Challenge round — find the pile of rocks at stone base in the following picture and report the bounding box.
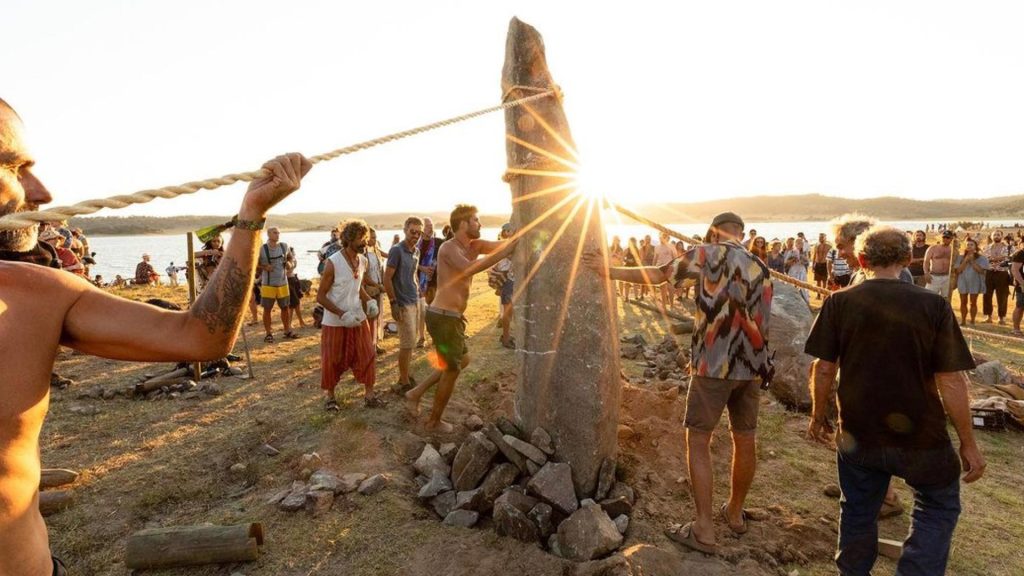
[413,418,636,562]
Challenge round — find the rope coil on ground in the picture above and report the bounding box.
[0,89,559,231]
[610,203,1024,346]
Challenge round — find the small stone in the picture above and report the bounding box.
[530,427,555,456]
[548,534,563,557]
[450,431,497,491]
[454,488,488,512]
[493,500,539,543]
[613,514,629,534]
[305,489,334,516]
[599,496,632,518]
[504,435,547,465]
[558,505,624,561]
[229,463,248,475]
[607,482,635,505]
[298,468,314,481]
[298,453,323,473]
[526,460,541,476]
[259,444,280,457]
[182,380,197,391]
[594,458,616,501]
[102,388,118,400]
[494,488,538,515]
[494,416,521,439]
[477,463,520,509]
[279,489,307,512]
[527,462,578,516]
[168,392,180,399]
[431,490,457,518]
[308,471,341,494]
[339,473,368,493]
[463,414,484,431]
[181,391,201,400]
[439,443,458,464]
[414,475,430,489]
[482,424,529,473]
[225,366,244,376]
[878,538,903,560]
[203,383,223,396]
[528,502,554,539]
[616,425,635,442]
[418,470,454,499]
[442,509,480,528]
[414,444,451,478]
[580,498,596,507]
[266,487,291,505]
[824,484,842,499]
[357,474,388,495]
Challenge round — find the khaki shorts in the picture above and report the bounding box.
[397,303,419,349]
[684,375,760,432]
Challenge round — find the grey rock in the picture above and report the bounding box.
[620,344,644,360]
[225,366,244,376]
[339,473,367,493]
[527,460,542,476]
[203,382,223,396]
[557,504,624,561]
[298,453,323,473]
[482,424,528,473]
[442,509,479,528]
[548,534,563,557]
[181,391,201,400]
[414,475,430,489]
[463,414,485,431]
[308,471,341,494]
[530,427,554,456]
[414,444,451,478]
[613,514,629,534]
[305,489,334,516]
[439,443,458,464]
[357,474,388,495]
[394,431,427,461]
[102,388,118,400]
[528,502,554,539]
[182,380,198,391]
[68,404,102,416]
[478,463,520,509]
[580,498,596,507]
[504,434,547,465]
[527,462,578,515]
[266,487,291,505]
[279,488,307,512]
[599,496,632,518]
[418,470,453,499]
[229,463,248,475]
[595,458,616,501]
[450,431,497,491]
[431,490,457,518]
[493,500,539,543]
[495,416,522,439]
[494,488,538,515]
[973,360,1012,386]
[454,488,488,512]
[767,282,815,409]
[258,444,280,457]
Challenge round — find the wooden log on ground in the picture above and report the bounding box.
[39,490,73,516]
[125,523,264,569]
[40,469,79,489]
[504,17,620,497]
[134,368,190,394]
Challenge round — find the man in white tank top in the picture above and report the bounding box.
[316,220,383,409]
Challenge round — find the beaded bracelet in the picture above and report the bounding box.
[232,215,266,231]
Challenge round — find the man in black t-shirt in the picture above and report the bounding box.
[804,226,985,576]
[1010,245,1024,336]
[908,229,929,287]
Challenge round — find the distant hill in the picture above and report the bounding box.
[70,194,1024,235]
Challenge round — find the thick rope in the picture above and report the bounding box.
[610,203,1024,346]
[0,88,559,231]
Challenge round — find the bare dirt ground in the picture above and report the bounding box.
[44,277,1024,575]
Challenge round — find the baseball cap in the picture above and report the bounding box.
[941,230,955,239]
[710,212,745,229]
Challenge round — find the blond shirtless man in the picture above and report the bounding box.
[0,97,311,576]
[404,204,516,432]
[924,230,955,296]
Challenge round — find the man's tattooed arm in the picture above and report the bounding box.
[190,255,251,334]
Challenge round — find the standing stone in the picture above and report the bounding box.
[504,435,548,465]
[504,18,620,496]
[442,509,480,528]
[557,504,625,562]
[527,462,578,515]
[494,501,540,543]
[450,432,498,491]
[767,282,815,409]
[594,458,616,501]
[414,444,451,478]
[482,424,529,473]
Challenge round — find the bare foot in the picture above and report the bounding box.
[424,420,454,433]
[404,390,421,418]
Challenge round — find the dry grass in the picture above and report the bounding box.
[43,277,1024,575]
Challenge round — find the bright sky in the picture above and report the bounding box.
[7,1,1024,217]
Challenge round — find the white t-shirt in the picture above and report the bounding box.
[322,251,368,328]
[654,242,675,267]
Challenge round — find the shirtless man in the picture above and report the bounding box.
[812,232,831,298]
[924,230,955,297]
[404,204,516,432]
[0,97,311,576]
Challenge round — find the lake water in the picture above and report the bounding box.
[84,219,1018,283]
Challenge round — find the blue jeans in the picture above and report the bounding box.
[836,441,961,576]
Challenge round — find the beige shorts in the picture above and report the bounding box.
[684,375,760,432]
[397,303,419,349]
[926,274,950,296]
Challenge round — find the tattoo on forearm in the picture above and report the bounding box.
[191,256,249,334]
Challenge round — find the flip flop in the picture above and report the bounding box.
[264,334,274,343]
[364,396,388,408]
[324,399,341,412]
[665,522,716,554]
[283,331,300,340]
[720,503,749,535]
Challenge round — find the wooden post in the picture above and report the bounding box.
[947,237,960,302]
[40,469,79,489]
[503,17,621,497]
[39,490,73,516]
[125,523,264,569]
[186,233,202,381]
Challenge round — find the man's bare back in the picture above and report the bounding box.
[429,238,485,315]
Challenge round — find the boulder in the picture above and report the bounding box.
[414,444,451,478]
[442,509,480,528]
[278,482,308,512]
[431,490,457,518]
[530,427,555,456]
[298,453,323,473]
[766,282,815,409]
[308,471,341,494]
[493,500,539,543]
[482,424,529,473]
[557,503,624,562]
[463,414,485,431]
[527,462,578,516]
[339,473,367,494]
[478,463,520,509]
[594,458,616,501]
[305,490,334,516]
[504,435,547,465]
[450,432,497,491]
[418,470,454,499]
[357,474,388,495]
[973,361,1012,386]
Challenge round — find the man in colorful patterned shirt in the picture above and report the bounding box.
[584,211,773,553]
